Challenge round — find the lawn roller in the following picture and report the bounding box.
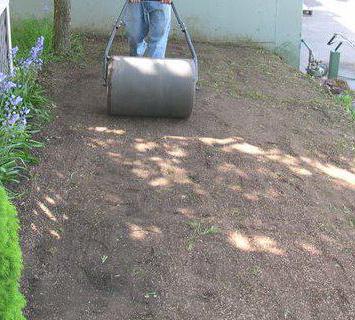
[301,39,328,78]
[103,0,198,119]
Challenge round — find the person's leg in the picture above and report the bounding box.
[125,2,149,57]
[145,1,171,58]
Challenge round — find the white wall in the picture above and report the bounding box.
[10,0,303,67]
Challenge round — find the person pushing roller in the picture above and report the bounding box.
[126,0,172,59]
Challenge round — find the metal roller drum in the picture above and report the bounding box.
[107,56,196,118]
[103,1,198,119]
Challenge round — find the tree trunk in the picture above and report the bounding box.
[53,0,71,54]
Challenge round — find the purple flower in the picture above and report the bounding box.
[36,36,45,50]
[22,107,30,115]
[22,58,32,69]
[2,80,16,91]
[30,37,44,58]
[9,95,23,106]
[12,46,19,59]
[0,37,46,131]
[0,72,17,94]
[17,36,45,70]
[8,113,20,126]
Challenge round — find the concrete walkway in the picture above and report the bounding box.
[301,0,355,89]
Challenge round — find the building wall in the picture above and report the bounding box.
[10,0,302,67]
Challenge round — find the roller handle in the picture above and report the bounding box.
[171,2,198,73]
[103,0,198,85]
[335,42,343,52]
[327,34,336,46]
[301,39,315,64]
[103,0,128,85]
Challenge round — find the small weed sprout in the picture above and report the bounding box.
[186,220,219,251]
[101,255,108,264]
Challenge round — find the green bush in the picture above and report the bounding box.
[0,185,26,320]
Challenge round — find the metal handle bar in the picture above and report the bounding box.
[103,0,198,85]
[327,33,355,51]
[171,2,198,78]
[327,35,336,46]
[103,0,128,84]
[301,39,315,63]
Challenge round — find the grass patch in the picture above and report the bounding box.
[336,91,355,120]
[0,185,26,320]
[12,18,54,61]
[12,18,84,63]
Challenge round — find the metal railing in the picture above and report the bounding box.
[0,0,13,74]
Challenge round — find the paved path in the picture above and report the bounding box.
[301,0,355,89]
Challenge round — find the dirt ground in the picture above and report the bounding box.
[16,37,355,320]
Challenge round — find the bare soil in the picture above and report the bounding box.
[17,37,355,320]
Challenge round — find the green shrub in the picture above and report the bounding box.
[0,185,26,320]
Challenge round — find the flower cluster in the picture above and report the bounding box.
[1,94,29,128]
[20,36,44,69]
[0,36,45,130]
[0,72,26,128]
[0,73,16,93]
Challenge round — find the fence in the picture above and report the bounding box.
[0,0,12,74]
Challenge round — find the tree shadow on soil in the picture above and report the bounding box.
[18,39,355,320]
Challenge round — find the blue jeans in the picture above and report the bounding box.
[125,1,171,58]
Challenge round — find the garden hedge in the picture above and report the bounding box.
[0,185,26,320]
